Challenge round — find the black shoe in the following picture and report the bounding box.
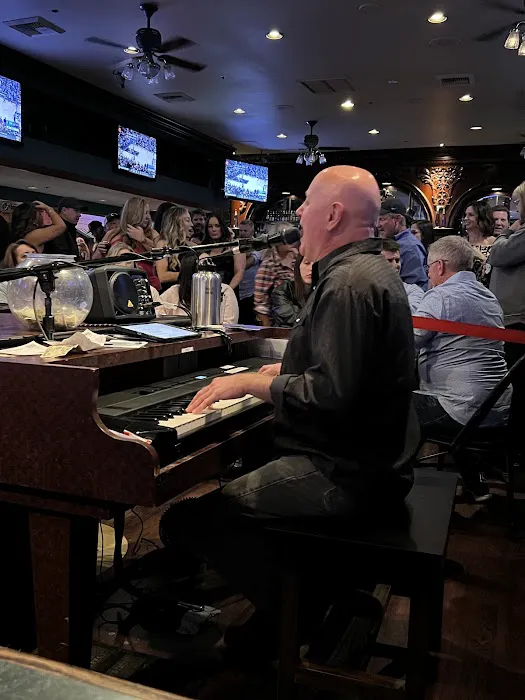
[463,475,491,503]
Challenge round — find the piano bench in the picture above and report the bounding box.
[265,471,457,700]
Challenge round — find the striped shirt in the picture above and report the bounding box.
[254,249,297,317]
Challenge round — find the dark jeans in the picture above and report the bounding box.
[413,392,480,483]
[238,295,257,325]
[161,456,361,615]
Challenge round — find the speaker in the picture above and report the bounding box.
[86,267,157,323]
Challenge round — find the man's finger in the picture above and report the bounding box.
[187,386,216,413]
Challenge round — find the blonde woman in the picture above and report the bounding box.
[95,197,162,289]
[156,206,194,290]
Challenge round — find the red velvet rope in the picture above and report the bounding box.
[412,316,525,345]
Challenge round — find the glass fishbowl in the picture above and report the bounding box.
[7,254,93,331]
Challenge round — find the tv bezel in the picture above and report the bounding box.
[115,125,157,181]
[224,158,269,204]
[0,73,23,148]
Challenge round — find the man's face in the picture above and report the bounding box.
[381,249,401,272]
[192,214,205,234]
[427,258,445,288]
[493,211,509,234]
[61,206,81,225]
[238,222,254,239]
[377,214,398,239]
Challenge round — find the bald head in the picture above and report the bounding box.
[297,166,380,262]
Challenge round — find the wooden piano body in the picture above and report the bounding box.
[0,314,288,667]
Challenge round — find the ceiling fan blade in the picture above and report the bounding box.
[474,25,512,41]
[85,36,128,50]
[158,36,195,53]
[159,54,207,72]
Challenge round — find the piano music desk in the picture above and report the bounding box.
[0,314,288,668]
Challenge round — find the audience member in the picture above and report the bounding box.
[0,239,37,304]
[157,252,238,323]
[190,209,207,243]
[254,225,298,326]
[492,206,510,236]
[414,236,511,502]
[156,206,194,290]
[94,213,120,257]
[97,197,162,289]
[463,200,495,285]
[380,239,424,313]
[270,254,312,327]
[88,220,105,243]
[378,198,428,289]
[201,214,246,291]
[160,166,417,664]
[153,202,175,233]
[51,197,89,257]
[237,218,261,324]
[12,201,66,253]
[410,219,434,249]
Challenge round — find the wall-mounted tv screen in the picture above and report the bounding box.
[0,76,22,144]
[224,159,268,203]
[117,126,156,179]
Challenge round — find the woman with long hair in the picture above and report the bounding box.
[463,200,496,285]
[153,202,175,233]
[201,213,246,291]
[0,239,37,304]
[271,254,313,327]
[157,252,239,323]
[411,219,434,250]
[96,196,162,289]
[156,206,194,290]
[10,201,66,251]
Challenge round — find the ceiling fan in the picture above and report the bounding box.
[85,2,206,83]
[474,0,525,42]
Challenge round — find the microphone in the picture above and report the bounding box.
[239,227,301,252]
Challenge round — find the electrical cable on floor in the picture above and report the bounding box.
[131,508,144,556]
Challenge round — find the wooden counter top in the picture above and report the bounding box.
[0,314,289,369]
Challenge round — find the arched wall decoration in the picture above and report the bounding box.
[417,166,463,225]
[394,177,433,222]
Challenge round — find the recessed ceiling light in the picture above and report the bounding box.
[233,108,246,114]
[27,186,38,190]
[277,133,287,138]
[124,46,140,54]
[388,79,398,85]
[99,199,106,202]
[428,10,447,24]
[439,142,445,147]
[341,99,355,110]
[459,94,473,102]
[266,29,283,40]
[470,125,483,130]
[382,182,392,186]
[492,187,503,191]
[369,129,380,135]
[282,191,291,195]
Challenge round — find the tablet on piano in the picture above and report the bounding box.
[118,323,201,343]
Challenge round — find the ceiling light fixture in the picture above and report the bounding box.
[341,99,355,110]
[266,29,283,40]
[99,199,107,202]
[233,108,246,114]
[504,25,522,50]
[440,142,445,147]
[296,120,327,166]
[459,93,473,102]
[492,187,503,191]
[519,39,525,56]
[27,186,38,190]
[369,128,380,135]
[470,125,483,130]
[428,10,447,24]
[282,191,291,195]
[277,133,288,139]
[124,46,140,54]
[382,182,392,186]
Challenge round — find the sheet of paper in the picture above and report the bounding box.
[65,329,106,351]
[0,341,47,356]
[104,339,148,349]
[41,345,78,359]
[224,366,249,375]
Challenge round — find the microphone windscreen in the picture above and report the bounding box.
[282,227,301,245]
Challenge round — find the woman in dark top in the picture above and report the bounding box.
[201,214,246,290]
[271,254,313,327]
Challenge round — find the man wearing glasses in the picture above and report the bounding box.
[413,235,511,503]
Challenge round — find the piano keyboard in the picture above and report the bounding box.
[97,357,269,441]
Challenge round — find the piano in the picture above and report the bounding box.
[0,314,288,668]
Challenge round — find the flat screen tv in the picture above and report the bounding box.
[0,75,22,144]
[224,159,268,203]
[117,126,156,179]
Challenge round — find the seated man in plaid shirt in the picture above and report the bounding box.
[254,226,298,326]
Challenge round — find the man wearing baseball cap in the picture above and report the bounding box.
[44,197,87,257]
[378,198,428,289]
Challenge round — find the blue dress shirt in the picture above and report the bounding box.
[395,229,428,289]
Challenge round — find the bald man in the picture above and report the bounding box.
[161,167,418,655]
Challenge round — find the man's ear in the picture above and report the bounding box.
[327,202,344,231]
